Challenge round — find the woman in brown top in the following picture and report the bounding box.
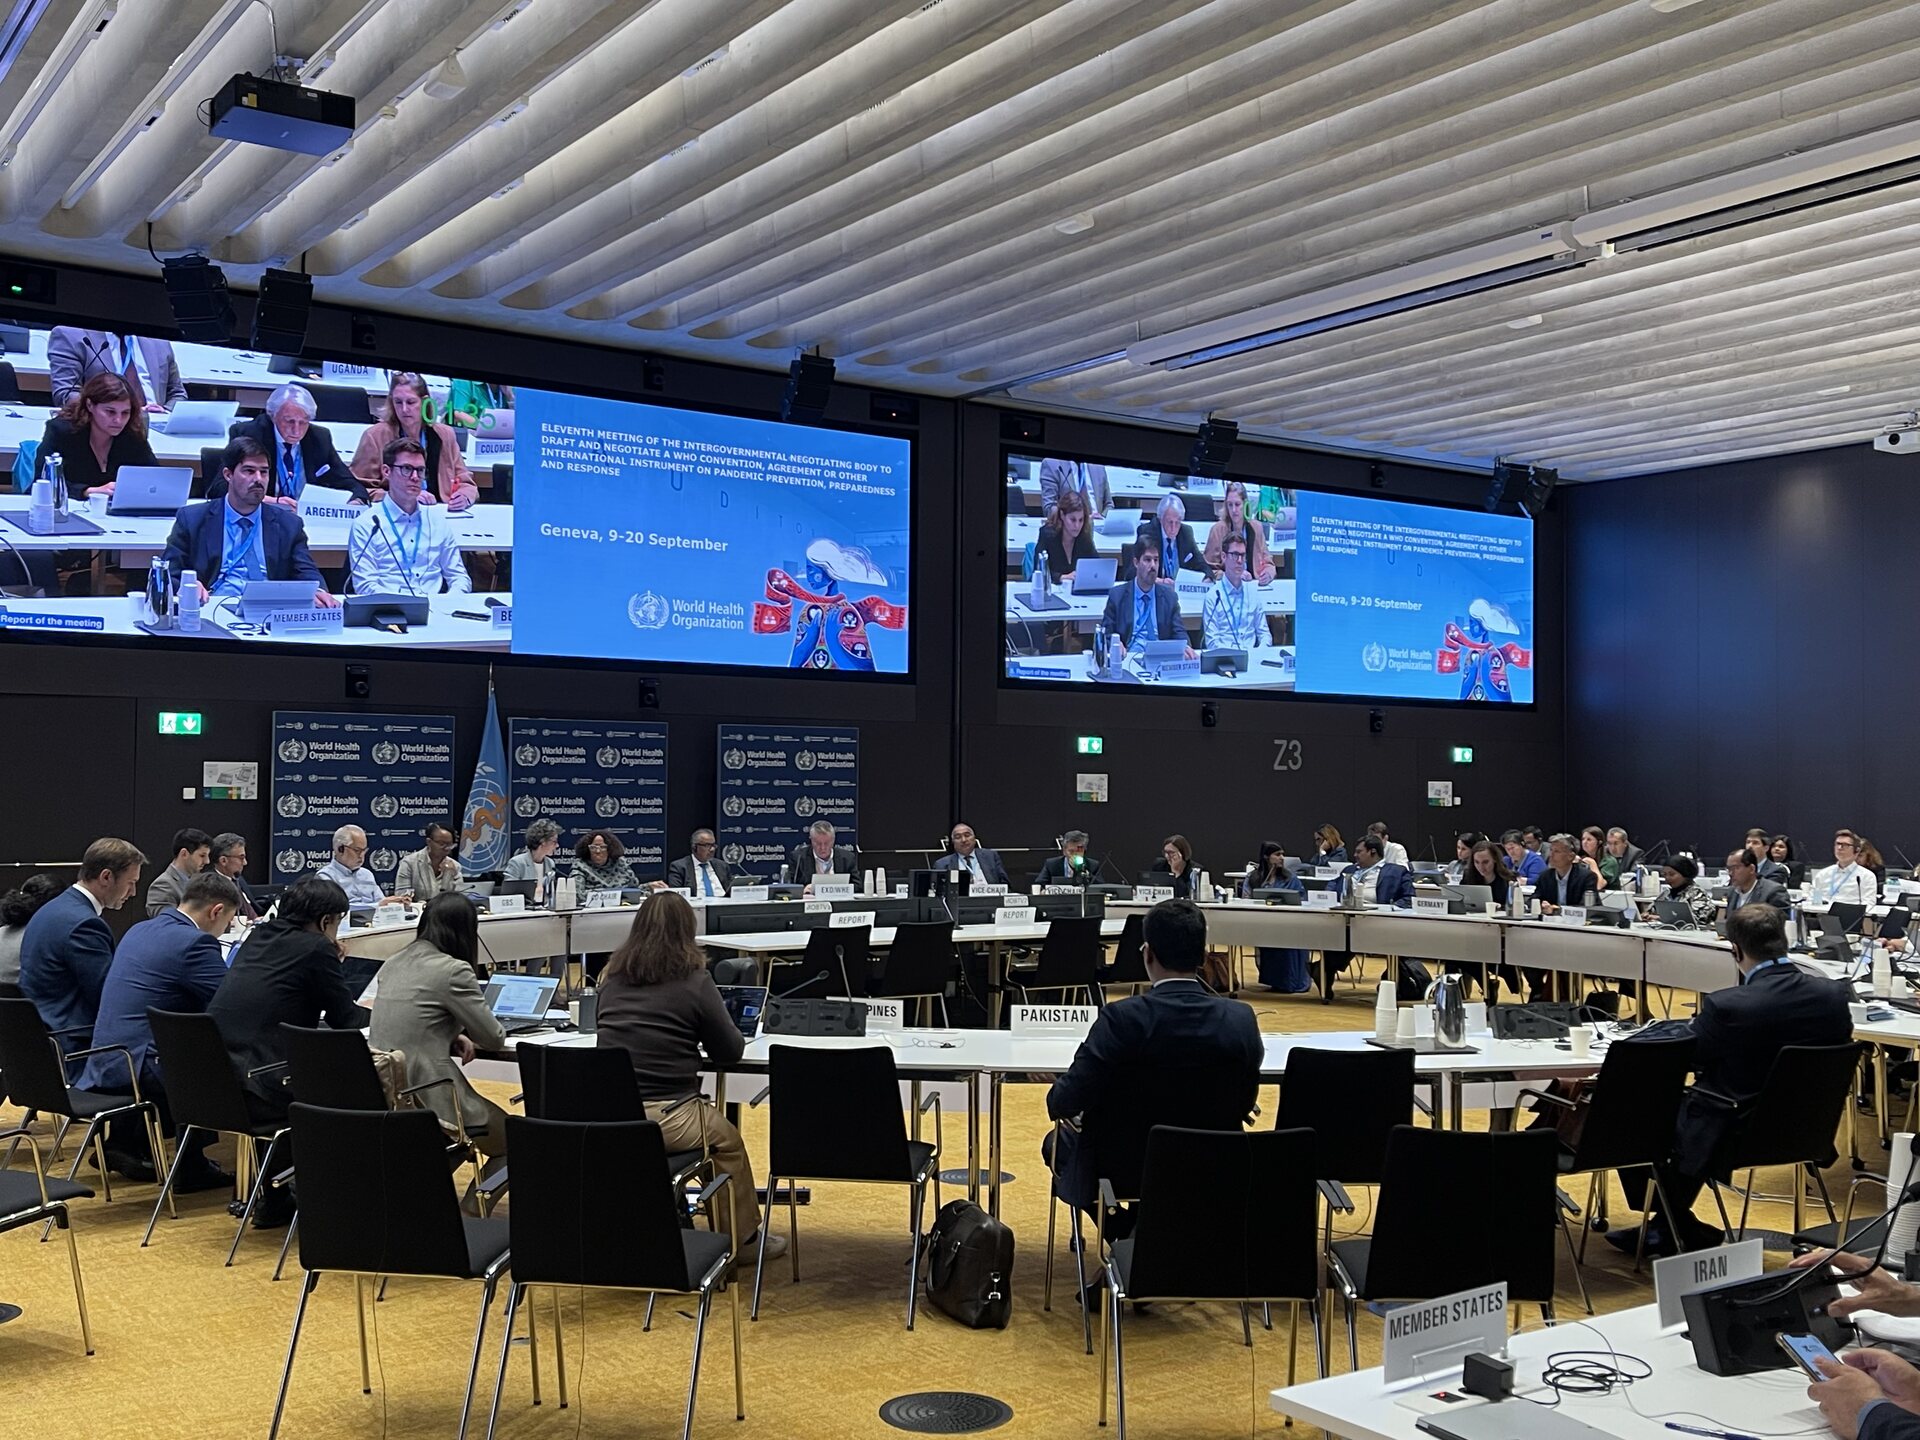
[348,372,477,509]
[594,892,781,1263]
[1201,479,1274,583]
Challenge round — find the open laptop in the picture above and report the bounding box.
[718,984,769,1040]
[1652,898,1703,928]
[475,408,515,440]
[482,975,559,1034]
[1069,556,1117,594]
[238,580,319,620]
[161,400,238,436]
[108,466,193,516]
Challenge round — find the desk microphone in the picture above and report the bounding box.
[484,596,505,610]
[1640,839,1672,866]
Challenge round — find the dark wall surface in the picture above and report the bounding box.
[1563,442,1907,865]
[0,259,1569,896]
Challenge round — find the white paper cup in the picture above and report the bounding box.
[1569,1025,1591,1057]
[1395,1008,1416,1041]
[88,492,109,517]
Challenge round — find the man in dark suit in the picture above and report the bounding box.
[1035,831,1091,888]
[210,832,261,920]
[937,822,1009,887]
[1534,833,1600,914]
[47,326,186,409]
[1340,835,1416,907]
[79,872,241,1190]
[1611,904,1851,1254]
[1044,899,1262,1223]
[18,838,147,1048]
[1126,493,1203,581]
[162,436,335,608]
[1724,846,1788,914]
[217,384,367,504]
[788,821,856,883]
[1099,543,1191,663]
[667,828,735,897]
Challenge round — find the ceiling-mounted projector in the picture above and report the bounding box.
[208,73,354,156]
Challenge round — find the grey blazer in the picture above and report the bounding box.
[144,862,192,918]
[365,939,508,1133]
[395,848,465,901]
[47,328,188,408]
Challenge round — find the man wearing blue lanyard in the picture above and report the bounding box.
[161,437,334,608]
[1202,538,1266,652]
[1099,542,1193,666]
[1606,902,1851,1256]
[346,438,472,596]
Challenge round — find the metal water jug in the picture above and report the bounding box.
[1430,971,1467,1046]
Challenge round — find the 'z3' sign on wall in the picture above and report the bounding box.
[1272,739,1304,771]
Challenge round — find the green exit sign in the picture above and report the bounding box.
[1450,746,1474,764]
[157,711,203,736]
[1076,735,1104,755]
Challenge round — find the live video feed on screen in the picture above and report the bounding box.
[0,321,913,675]
[1002,451,1535,703]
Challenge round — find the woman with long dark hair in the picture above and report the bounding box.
[596,892,781,1265]
[1238,842,1310,992]
[369,892,510,1159]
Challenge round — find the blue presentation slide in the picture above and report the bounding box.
[1294,492,1533,703]
[512,389,912,672]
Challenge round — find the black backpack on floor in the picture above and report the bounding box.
[924,1199,1014,1329]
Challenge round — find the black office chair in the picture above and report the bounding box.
[1516,1033,1696,1308]
[0,998,167,1214]
[488,1117,741,1440]
[1046,1059,1257,1353]
[0,1124,94,1354]
[1272,1047,1417,1269]
[197,445,225,500]
[141,1009,285,1262]
[1099,913,1149,994]
[1328,1126,1562,1366]
[752,1044,940,1329]
[1705,1042,1862,1241]
[307,382,373,423]
[1010,916,1105,1007]
[1099,1127,1323,1437]
[775,924,871,997]
[0,359,20,403]
[870,919,957,1025]
[269,1104,511,1440]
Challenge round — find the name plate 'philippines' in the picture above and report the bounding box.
[1381,1282,1507,1384]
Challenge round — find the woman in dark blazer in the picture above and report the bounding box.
[1311,824,1348,868]
[37,372,157,499]
[1037,487,1099,584]
[1239,842,1310,992]
[1149,834,1201,899]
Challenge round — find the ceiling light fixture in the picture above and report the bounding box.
[1054,213,1095,235]
[1505,314,1545,330]
[423,52,467,100]
[1649,0,1711,12]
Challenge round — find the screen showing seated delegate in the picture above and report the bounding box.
[0,324,913,678]
[1001,450,1534,704]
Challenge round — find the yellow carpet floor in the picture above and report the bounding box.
[0,977,1869,1439]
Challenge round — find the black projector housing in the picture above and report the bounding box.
[209,74,354,156]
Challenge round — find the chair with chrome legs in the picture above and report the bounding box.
[0,997,169,1216]
[752,1044,940,1329]
[0,1125,95,1354]
[1009,916,1104,1007]
[486,1116,741,1440]
[1703,1042,1863,1242]
[1514,1031,1697,1308]
[1098,914,1149,996]
[1328,1126,1562,1367]
[142,1009,287,1263]
[1099,1126,1324,1437]
[268,1103,511,1440]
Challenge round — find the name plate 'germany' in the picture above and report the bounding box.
[1412,896,1450,916]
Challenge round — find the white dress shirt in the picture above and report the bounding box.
[1201,576,1265,651]
[1382,841,1410,868]
[347,499,471,596]
[693,860,725,897]
[1814,862,1876,907]
[68,882,104,916]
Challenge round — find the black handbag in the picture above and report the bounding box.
[924,1199,1014,1330]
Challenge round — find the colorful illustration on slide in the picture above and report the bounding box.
[1436,598,1531,702]
[753,538,907,671]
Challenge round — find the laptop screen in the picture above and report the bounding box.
[718,984,768,1039]
[486,975,557,1019]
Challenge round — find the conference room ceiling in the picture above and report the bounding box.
[0,0,1916,480]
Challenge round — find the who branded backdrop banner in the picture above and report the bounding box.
[715,725,859,876]
[270,712,457,885]
[510,389,911,672]
[507,718,669,871]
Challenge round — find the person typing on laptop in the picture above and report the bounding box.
[1036,487,1099,585]
[162,437,335,609]
[37,372,158,501]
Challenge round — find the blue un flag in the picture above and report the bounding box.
[459,687,509,875]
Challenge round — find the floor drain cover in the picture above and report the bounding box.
[879,1391,1014,1433]
[0,1304,21,1326]
[938,1168,1014,1187]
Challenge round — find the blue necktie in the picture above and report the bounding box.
[702,865,714,897]
[1134,586,1152,642]
[231,515,261,583]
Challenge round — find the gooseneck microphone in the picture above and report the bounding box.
[369,511,423,597]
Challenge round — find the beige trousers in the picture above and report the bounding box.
[644,1097,763,1246]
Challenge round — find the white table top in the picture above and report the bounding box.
[0,589,511,648]
[0,495,512,552]
[1269,1302,1829,1440]
[1003,575,1296,624]
[697,916,1130,953]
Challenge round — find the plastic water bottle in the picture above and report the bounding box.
[178,568,201,632]
[1030,563,1047,609]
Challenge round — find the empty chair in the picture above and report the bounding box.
[1703,1043,1863,1241]
[1099,914,1149,994]
[141,1009,286,1262]
[516,1041,704,1184]
[1516,1032,1696,1305]
[752,1045,939,1329]
[0,1125,94,1354]
[280,1023,394,1112]
[488,1116,742,1440]
[1009,916,1104,1007]
[774,924,870,997]
[1328,1126,1562,1366]
[1100,1127,1323,1437]
[1272,1046,1416,1250]
[269,1104,511,1440]
[869,920,957,1025]
[306,382,373,423]
[0,997,167,1209]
